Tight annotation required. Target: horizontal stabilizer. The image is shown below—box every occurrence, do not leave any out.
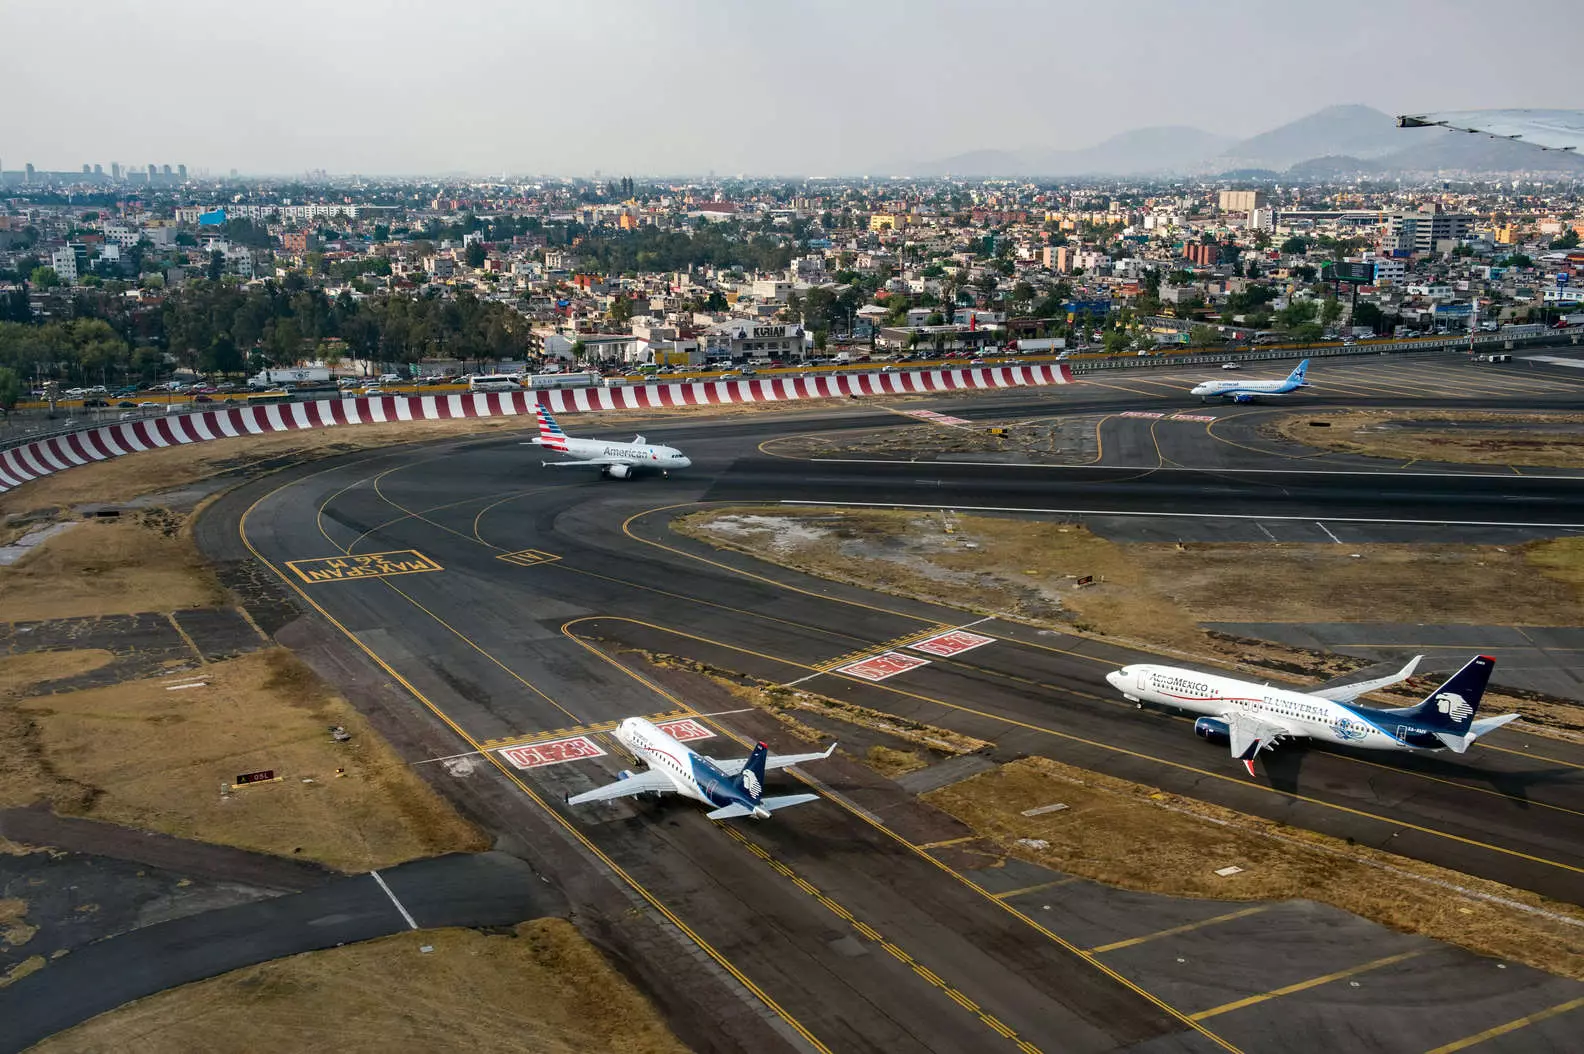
[705,793,819,821]
[1470,713,1521,739]
[1434,731,1471,754]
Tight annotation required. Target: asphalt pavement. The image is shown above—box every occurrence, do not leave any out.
[175,351,1584,1053]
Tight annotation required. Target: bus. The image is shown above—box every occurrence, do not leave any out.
[247,390,294,405]
[468,374,523,392]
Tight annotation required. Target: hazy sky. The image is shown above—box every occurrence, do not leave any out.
[4,0,1578,176]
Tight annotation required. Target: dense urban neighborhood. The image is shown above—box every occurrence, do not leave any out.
[1,164,1582,409]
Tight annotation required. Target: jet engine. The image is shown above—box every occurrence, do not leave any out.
[604,464,634,479]
[1193,717,1231,744]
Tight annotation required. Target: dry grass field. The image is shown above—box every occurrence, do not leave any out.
[1270,410,1584,468]
[926,756,1584,982]
[31,919,687,1054]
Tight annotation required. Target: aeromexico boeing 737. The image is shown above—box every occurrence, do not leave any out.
[1105,654,1518,775]
[566,717,836,819]
[529,405,691,478]
[1190,359,1309,402]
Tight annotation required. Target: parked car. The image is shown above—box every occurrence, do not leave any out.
[82,398,110,408]
[1221,362,1241,370]
[363,386,385,395]
[193,395,214,403]
[116,400,137,408]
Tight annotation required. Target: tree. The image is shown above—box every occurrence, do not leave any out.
[1550,229,1580,250]
[208,251,225,282]
[1280,236,1308,255]
[1498,253,1533,270]
[29,266,60,289]
[0,366,19,412]
[1187,324,1221,347]
[1351,301,1388,334]
[1320,296,1343,327]
[464,241,487,268]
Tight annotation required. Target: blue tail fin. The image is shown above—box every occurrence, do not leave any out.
[1288,359,1310,385]
[1383,655,1494,735]
[736,742,769,803]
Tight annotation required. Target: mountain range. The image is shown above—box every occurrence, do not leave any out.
[893,104,1584,178]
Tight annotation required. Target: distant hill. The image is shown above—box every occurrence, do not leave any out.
[893,103,1582,179]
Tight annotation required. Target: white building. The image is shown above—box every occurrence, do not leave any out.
[49,246,78,283]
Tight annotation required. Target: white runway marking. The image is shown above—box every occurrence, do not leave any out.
[371,869,418,930]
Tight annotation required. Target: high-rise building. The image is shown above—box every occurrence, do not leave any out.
[1385,203,1472,255]
[147,163,157,181]
[1218,189,1267,212]
[177,164,187,181]
[82,164,91,175]
[93,163,103,176]
[25,163,35,183]
[111,162,121,180]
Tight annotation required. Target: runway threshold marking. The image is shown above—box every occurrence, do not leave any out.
[287,549,443,583]
[1187,950,1423,1021]
[561,620,1244,1054]
[1087,906,1270,954]
[243,471,834,1054]
[370,869,419,930]
[1423,995,1584,1054]
[717,819,1045,1052]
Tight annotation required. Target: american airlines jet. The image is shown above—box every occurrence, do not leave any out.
[530,405,691,478]
[1105,654,1518,775]
[1190,359,1309,403]
[566,717,836,820]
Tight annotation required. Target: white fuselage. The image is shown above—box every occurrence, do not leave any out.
[533,435,692,469]
[1188,378,1300,399]
[613,717,723,806]
[1108,664,1412,753]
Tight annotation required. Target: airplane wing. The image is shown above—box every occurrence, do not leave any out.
[712,743,837,777]
[1398,109,1584,154]
[1223,711,1291,776]
[566,769,673,805]
[1322,656,1422,703]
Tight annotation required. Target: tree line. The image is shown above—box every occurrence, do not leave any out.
[0,279,531,404]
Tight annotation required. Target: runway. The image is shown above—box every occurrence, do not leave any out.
[198,351,1584,1053]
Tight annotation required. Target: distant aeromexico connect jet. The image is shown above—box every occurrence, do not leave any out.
[529,405,691,478]
[1190,359,1309,403]
[1105,654,1519,775]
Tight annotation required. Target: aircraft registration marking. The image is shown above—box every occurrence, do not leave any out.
[655,717,715,741]
[839,651,931,681]
[910,630,995,657]
[497,548,562,567]
[287,550,441,584]
[498,735,606,769]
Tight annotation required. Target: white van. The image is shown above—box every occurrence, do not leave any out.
[469,374,522,392]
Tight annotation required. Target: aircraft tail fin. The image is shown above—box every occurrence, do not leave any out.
[535,403,568,451]
[735,741,769,803]
[1289,359,1310,386]
[1382,654,1495,736]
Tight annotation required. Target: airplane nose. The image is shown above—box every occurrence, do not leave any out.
[1105,670,1124,690]
[676,457,692,468]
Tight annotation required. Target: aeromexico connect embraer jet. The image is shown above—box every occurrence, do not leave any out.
[529,405,691,478]
[566,717,836,819]
[1189,359,1309,403]
[1105,654,1519,776]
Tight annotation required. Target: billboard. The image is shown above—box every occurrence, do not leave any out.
[1324,262,1374,283]
[1433,302,1473,318]
[198,209,226,225]
[1064,298,1112,319]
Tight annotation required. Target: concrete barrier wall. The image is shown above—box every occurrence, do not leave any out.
[0,363,1073,496]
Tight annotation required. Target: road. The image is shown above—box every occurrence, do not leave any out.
[193,352,1584,1053]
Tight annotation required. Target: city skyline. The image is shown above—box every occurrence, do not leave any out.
[3,0,1580,177]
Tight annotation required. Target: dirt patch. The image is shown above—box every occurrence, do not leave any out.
[0,896,35,947]
[1270,410,1584,468]
[865,745,930,778]
[2,649,487,871]
[0,651,116,694]
[770,415,1098,464]
[0,512,225,622]
[925,756,1584,981]
[31,918,687,1054]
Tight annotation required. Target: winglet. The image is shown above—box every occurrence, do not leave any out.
[1243,757,1257,777]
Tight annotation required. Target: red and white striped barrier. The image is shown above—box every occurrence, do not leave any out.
[0,364,1071,496]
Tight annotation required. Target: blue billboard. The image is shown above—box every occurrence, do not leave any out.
[198,209,226,225]
[1064,298,1113,319]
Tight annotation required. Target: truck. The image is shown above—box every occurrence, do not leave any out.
[525,372,599,390]
[1009,337,1067,353]
[249,367,333,390]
